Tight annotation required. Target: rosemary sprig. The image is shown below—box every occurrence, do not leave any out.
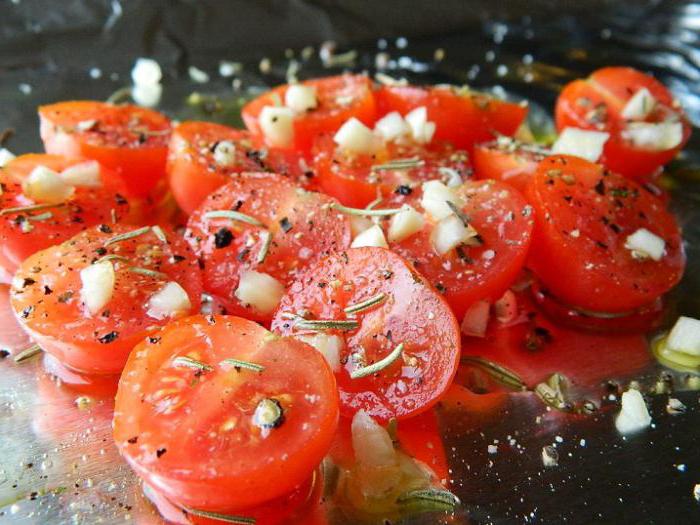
[203,210,264,227]
[371,158,425,171]
[396,488,460,513]
[96,254,129,264]
[151,225,167,243]
[106,86,132,105]
[0,203,66,216]
[351,343,404,379]
[27,212,53,221]
[128,267,167,279]
[255,230,272,264]
[365,197,383,210]
[295,318,360,332]
[172,356,213,372]
[344,292,387,315]
[460,356,526,391]
[330,202,402,217]
[184,507,256,524]
[103,226,151,247]
[220,358,265,373]
[446,200,470,227]
[14,344,42,363]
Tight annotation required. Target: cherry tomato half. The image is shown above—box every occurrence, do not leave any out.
[10,224,202,374]
[39,101,171,198]
[472,139,548,192]
[113,315,338,512]
[525,155,685,313]
[271,247,461,421]
[555,67,691,180]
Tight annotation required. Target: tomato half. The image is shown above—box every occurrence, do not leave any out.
[242,75,376,153]
[39,101,171,198]
[525,155,685,313]
[377,179,533,320]
[271,247,461,421]
[472,139,547,192]
[0,154,131,274]
[185,173,351,323]
[375,85,527,151]
[313,135,471,208]
[10,224,202,374]
[166,121,262,214]
[113,315,338,513]
[555,67,691,179]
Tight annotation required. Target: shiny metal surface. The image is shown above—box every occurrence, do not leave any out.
[1,1,699,523]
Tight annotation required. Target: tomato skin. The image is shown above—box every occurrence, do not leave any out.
[313,134,471,208]
[166,122,262,214]
[555,67,691,180]
[0,154,131,274]
[472,140,546,192]
[10,225,202,374]
[525,155,685,313]
[375,85,527,151]
[185,173,351,323]
[113,315,338,512]
[271,247,461,421]
[242,75,376,153]
[39,101,171,198]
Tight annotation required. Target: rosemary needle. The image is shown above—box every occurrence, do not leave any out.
[351,343,404,379]
[172,356,213,372]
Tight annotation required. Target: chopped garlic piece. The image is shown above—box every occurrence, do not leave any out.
[147,282,192,320]
[420,180,465,221]
[0,148,16,168]
[622,121,683,151]
[667,316,700,357]
[624,228,665,261]
[461,300,490,338]
[80,261,115,315]
[23,165,75,204]
[615,388,651,434]
[297,333,343,371]
[60,161,102,188]
[431,214,474,255]
[551,127,609,162]
[351,224,388,248]
[188,66,210,84]
[621,87,657,120]
[131,58,162,86]
[351,410,396,467]
[235,270,285,314]
[132,83,163,108]
[374,111,410,142]
[388,205,425,243]
[284,84,317,112]
[404,106,436,144]
[212,140,236,167]
[259,106,295,148]
[333,117,378,154]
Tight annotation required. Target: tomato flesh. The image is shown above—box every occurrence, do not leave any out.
[39,101,171,198]
[10,224,202,374]
[271,247,461,421]
[472,139,547,192]
[113,315,338,512]
[0,154,131,274]
[525,155,685,312]
[185,173,351,322]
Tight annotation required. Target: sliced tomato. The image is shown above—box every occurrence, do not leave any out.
[375,85,527,151]
[472,139,548,192]
[242,75,376,153]
[166,122,261,214]
[39,101,171,198]
[313,135,471,208]
[113,315,338,513]
[555,67,691,180]
[525,155,685,313]
[376,180,533,321]
[271,247,461,421]
[10,224,202,374]
[185,173,351,323]
[0,154,131,274]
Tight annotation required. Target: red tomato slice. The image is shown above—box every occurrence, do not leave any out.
[525,155,685,313]
[271,247,461,421]
[313,135,471,208]
[39,101,171,198]
[0,154,131,274]
[555,67,691,180]
[472,139,548,192]
[185,173,351,323]
[10,224,202,374]
[242,75,376,153]
[375,85,527,151]
[377,180,533,321]
[113,315,338,512]
[166,122,261,214]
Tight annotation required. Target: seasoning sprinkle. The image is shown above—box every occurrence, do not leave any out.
[0,202,66,216]
[461,356,526,391]
[220,358,265,373]
[330,202,402,217]
[351,342,404,379]
[151,225,167,243]
[103,226,151,247]
[371,158,425,171]
[128,267,167,279]
[344,292,387,314]
[13,344,42,364]
[184,507,256,524]
[396,488,460,512]
[203,210,264,227]
[172,356,213,372]
[255,230,272,264]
